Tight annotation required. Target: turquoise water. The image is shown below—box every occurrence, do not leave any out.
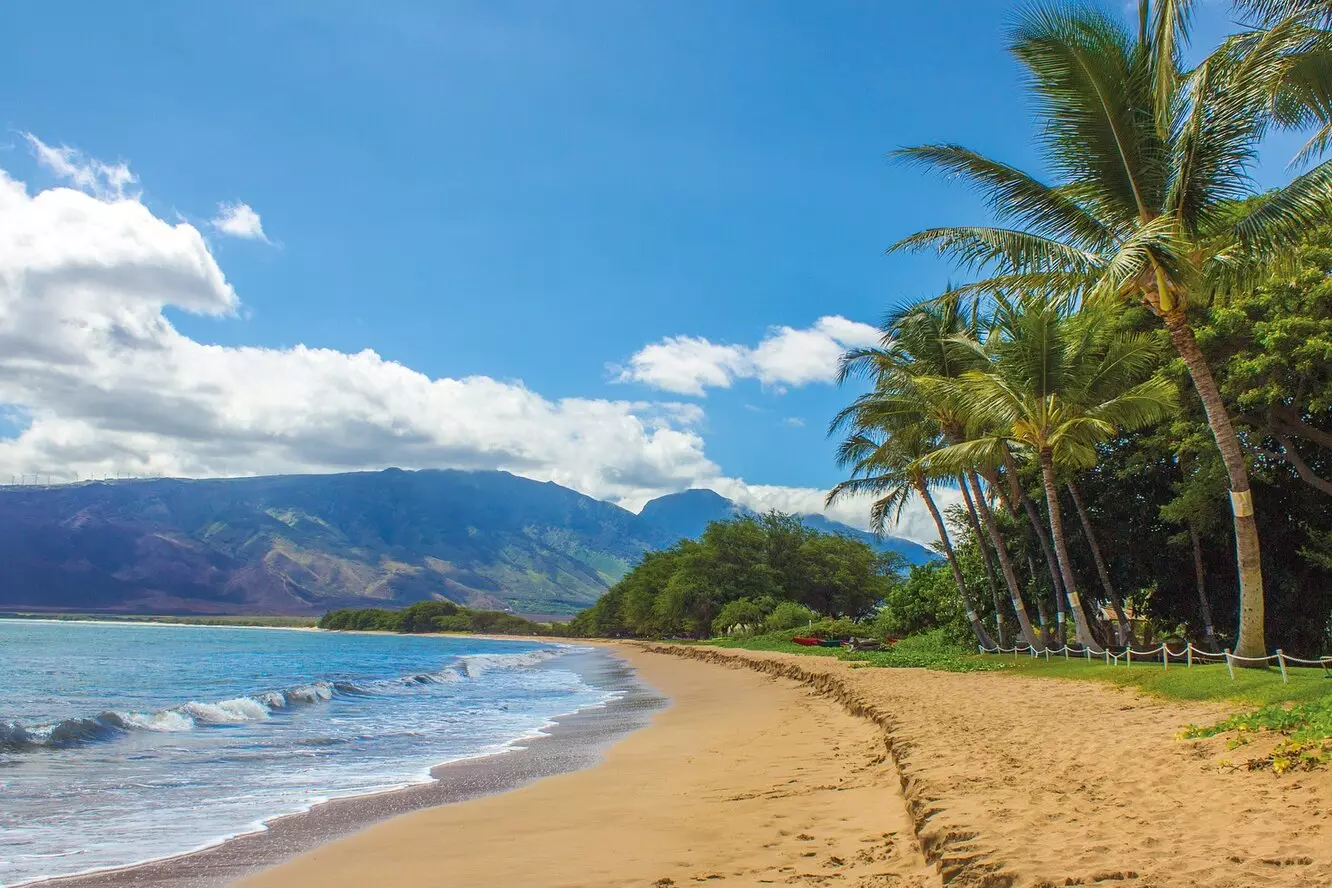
[0,620,613,886]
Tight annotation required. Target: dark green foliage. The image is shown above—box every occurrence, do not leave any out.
[397,600,460,633]
[874,562,973,643]
[318,602,558,636]
[570,513,903,638]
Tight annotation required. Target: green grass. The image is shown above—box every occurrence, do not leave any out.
[991,655,1332,707]
[703,628,1004,672]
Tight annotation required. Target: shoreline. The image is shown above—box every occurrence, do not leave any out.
[30,646,663,888]
[237,645,938,888]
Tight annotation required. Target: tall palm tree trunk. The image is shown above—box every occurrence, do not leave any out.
[958,473,1008,646]
[1037,453,1103,651]
[1191,526,1220,653]
[1067,480,1134,645]
[1028,557,1055,646]
[965,470,1041,648]
[916,479,995,649]
[1000,448,1068,642]
[1162,312,1266,660]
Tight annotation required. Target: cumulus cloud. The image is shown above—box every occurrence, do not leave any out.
[615,315,881,396]
[0,139,941,544]
[0,151,713,506]
[210,201,269,241]
[24,133,137,199]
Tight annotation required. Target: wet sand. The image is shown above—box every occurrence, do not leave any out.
[43,648,664,888]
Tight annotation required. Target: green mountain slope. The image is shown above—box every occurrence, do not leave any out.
[0,470,933,616]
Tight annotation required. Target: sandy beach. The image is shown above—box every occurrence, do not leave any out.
[230,644,1331,888]
[237,645,938,888]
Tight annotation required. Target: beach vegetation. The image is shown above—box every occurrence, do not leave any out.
[317,601,562,636]
[818,0,1332,664]
[568,513,903,639]
[882,0,1332,660]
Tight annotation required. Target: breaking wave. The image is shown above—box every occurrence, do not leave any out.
[1,647,565,753]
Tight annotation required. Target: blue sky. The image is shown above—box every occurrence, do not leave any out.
[0,0,1309,539]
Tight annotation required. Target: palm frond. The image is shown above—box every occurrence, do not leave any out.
[1233,157,1332,254]
[889,225,1099,273]
[1010,3,1167,225]
[893,144,1117,248]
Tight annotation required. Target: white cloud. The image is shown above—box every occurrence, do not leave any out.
[211,201,269,242]
[705,478,959,547]
[0,151,713,507]
[616,315,881,396]
[24,133,137,200]
[781,416,805,428]
[0,139,942,545]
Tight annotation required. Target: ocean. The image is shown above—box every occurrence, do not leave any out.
[0,619,619,886]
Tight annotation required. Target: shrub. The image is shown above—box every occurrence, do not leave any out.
[764,601,819,632]
[399,600,462,633]
[433,614,472,632]
[872,563,972,644]
[712,597,775,636]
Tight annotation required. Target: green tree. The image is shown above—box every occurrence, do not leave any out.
[926,296,1177,650]
[837,293,1041,648]
[890,1,1332,656]
[827,419,998,648]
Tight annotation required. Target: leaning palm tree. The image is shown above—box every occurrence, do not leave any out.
[839,294,1043,648]
[889,0,1332,657]
[827,422,996,649]
[923,295,1178,652]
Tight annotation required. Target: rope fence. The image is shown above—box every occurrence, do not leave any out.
[977,640,1332,683]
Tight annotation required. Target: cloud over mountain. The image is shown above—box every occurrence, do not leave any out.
[0,137,941,545]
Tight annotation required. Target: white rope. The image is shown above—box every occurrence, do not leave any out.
[975,640,1331,680]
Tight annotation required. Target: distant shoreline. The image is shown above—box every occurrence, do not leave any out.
[0,611,317,628]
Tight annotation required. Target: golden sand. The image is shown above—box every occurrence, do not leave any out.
[239,644,1332,888]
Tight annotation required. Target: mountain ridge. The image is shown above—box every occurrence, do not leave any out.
[0,469,933,616]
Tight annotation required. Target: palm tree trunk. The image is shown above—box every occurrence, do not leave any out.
[1038,452,1102,652]
[916,478,995,650]
[1029,557,1054,646]
[958,473,1007,646]
[1191,526,1220,653]
[965,470,1041,648]
[1000,448,1069,640]
[1067,480,1134,645]
[1163,311,1266,660]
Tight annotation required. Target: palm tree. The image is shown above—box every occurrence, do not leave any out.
[839,295,1043,649]
[923,295,1177,652]
[888,0,1332,657]
[827,422,996,649]
[1066,478,1135,645]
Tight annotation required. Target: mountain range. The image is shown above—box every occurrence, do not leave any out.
[0,469,934,616]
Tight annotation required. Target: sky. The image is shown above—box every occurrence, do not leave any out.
[0,0,1307,544]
